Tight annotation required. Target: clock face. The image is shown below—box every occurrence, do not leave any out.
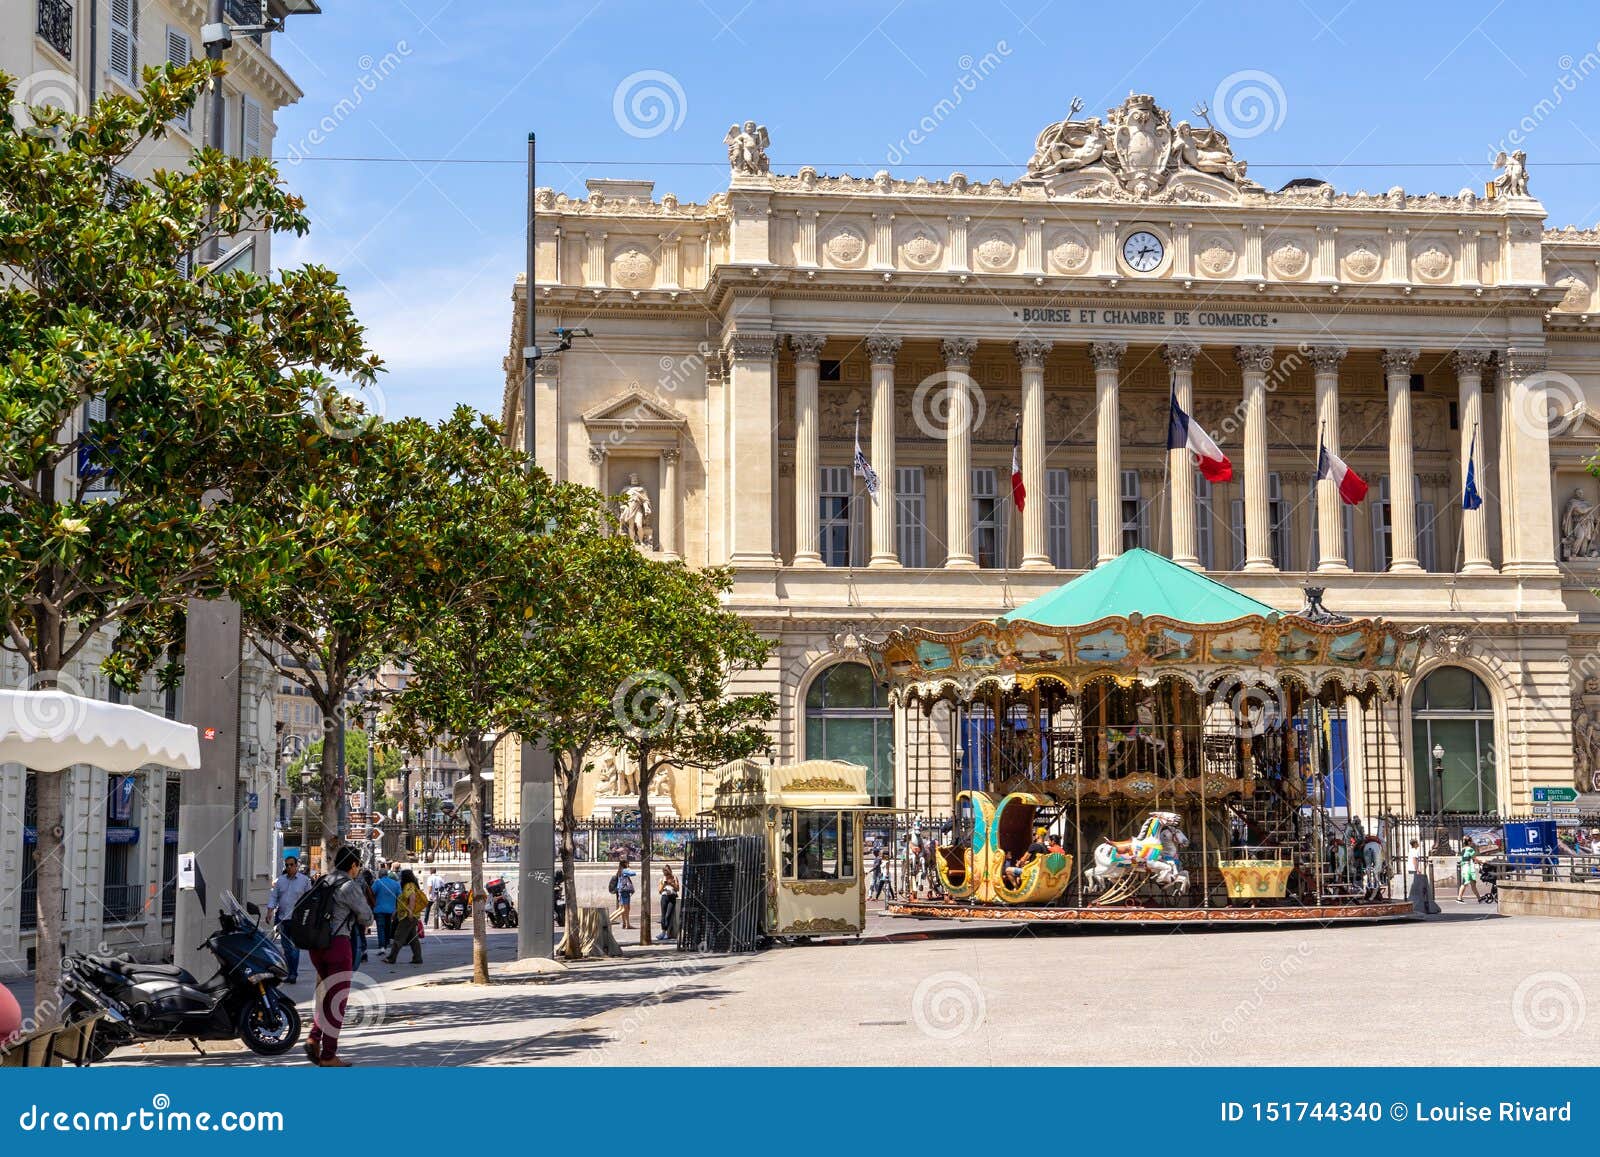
[1122,230,1165,273]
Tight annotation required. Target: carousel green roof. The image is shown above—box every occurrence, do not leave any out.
[999,548,1278,628]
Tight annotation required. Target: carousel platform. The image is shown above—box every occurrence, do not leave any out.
[885,898,1416,925]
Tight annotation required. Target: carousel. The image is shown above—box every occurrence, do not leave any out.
[864,550,1424,925]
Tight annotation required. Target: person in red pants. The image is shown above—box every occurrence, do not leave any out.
[0,980,22,1047]
[306,846,373,1067]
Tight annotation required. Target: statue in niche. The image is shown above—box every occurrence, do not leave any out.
[619,473,653,548]
[1561,489,1600,560]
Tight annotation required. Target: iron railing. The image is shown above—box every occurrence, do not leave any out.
[102,883,144,924]
[382,817,722,865]
[36,0,74,60]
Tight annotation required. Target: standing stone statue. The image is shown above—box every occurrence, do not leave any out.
[619,473,653,548]
[1491,149,1530,198]
[1561,489,1599,560]
[723,121,770,175]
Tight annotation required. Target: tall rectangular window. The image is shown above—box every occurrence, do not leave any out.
[819,466,854,567]
[167,28,194,131]
[1417,497,1437,572]
[896,466,925,567]
[241,94,264,160]
[1229,497,1246,570]
[1195,478,1214,569]
[1268,472,1291,571]
[1373,475,1392,571]
[109,0,138,83]
[20,773,38,930]
[1120,468,1145,552]
[971,468,1003,568]
[1046,468,1071,568]
[104,774,142,922]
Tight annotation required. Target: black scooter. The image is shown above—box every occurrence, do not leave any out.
[485,877,518,928]
[439,882,471,930]
[61,892,300,1061]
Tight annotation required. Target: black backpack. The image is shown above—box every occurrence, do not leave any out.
[285,876,342,951]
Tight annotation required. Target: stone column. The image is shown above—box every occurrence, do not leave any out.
[866,334,902,568]
[1163,342,1201,569]
[658,448,680,560]
[1091,341,1126,565]
[1453,348,1494,574]
[1382,347,1422,572]
[1309,345,1349,572]
[1237,344,1276,572]
[789,333,827,567]
[724,331,780,567]
[942,337,980,570]
[1500,347,1560,576]
[1016,338,1053,569]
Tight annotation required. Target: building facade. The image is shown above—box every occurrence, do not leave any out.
[507,94,1600,821]
[0,0,302,977]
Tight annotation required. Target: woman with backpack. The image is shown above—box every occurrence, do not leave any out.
[610,857,636,929]
[304,846,374,1067]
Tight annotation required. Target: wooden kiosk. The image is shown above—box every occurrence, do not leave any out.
[712,759,876,937]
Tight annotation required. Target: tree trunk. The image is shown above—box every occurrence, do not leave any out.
[31,768,65,1028]
[636,750,653,946]
[318,708,344,868]
[468,760,488,984]
[556,756,582,961]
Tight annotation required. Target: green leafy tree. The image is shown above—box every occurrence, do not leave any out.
[0,64,376,1021]
[610,565,773,944]
[286,726,403,806]
[238,409,514,866]
[383,459,608,982]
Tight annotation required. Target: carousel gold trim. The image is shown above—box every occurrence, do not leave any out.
[785,776,858,792]
[781,917,856,934]
[786,879,854,895]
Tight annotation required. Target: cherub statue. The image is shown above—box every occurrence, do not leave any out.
[724,121,770,175]
[1492,149,1529,197]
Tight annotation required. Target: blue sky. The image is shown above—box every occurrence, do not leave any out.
[269,1,1600,422]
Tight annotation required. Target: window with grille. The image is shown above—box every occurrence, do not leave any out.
[167,28,194,131]
[971,468,1003,568]
[1195,478,1214,569]
[109,0,137,82]
[1046,468,1071,568]
[896,466,925,567]
[37,0,74,60]
[20,773,38,930]
[161,777,181,919]
[79,394,119,500]
[819,466,855,567]
[104,774,143,922]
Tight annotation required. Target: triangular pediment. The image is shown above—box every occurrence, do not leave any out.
[581,387,688,427]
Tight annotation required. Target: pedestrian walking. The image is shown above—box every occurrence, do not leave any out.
[353,867,376,966]
[1456,840,1483,902]
[425,866,446,928]
[266,855,313,984]
[306,846,373,1068]
[610,857,636,929]
[656,863,680,942]
[372,866,401,950]
[383,869,428,965]
[869,847,895,901]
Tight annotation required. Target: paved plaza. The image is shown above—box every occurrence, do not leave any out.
[71,906,1597,1067]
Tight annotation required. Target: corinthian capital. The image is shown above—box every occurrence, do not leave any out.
[1306,345,1347,374]
[1013,337,1053,370]
[787,333,828,362]
[1380,347,1420,375]
[1161,342,1200,371]
[1235,344,1275,374]
[1450,348,1493,377]
[1088,340,1126,370]
[724,332,778,363]
[940,336,980,367]
[1503,346,1548,380]
[864,333,902,366]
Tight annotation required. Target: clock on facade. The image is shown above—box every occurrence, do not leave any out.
[1122,230,1165,273]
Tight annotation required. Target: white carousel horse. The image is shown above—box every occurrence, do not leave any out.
[1084,810,1191,897]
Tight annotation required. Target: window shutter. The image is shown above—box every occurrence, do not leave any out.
[1417,501,1437,572]
[109,0,138,83]
[971,468,999,568]
[1046,468,1070,568]
[1088,497,1098,564]
[241,95,264,159]
[1342,506,1356,567]
[1373,475,1391,571]
[1229,497,1246,570]
[896,466,925,567]
[1120,468,1144,550]
[1194,478,1213,569]
[167,28,193,130]
[849,475,867,567]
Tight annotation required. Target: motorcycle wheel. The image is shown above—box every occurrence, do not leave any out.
[86,1024,121,1065]
[238,993,301,1057]
[508,911,518,928]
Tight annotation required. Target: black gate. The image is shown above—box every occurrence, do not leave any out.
[678,836,765,953]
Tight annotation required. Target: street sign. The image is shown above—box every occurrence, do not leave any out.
[352,826,384,842]
[347,812,379,826]
[247,792,259,811]
[1533,786,1579,803]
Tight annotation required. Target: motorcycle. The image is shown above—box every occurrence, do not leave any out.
[553,867,566,927]
[439,882,471,930]
[485,877,518,929]
[61,892,300,1061]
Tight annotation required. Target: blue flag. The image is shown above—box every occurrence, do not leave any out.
[1462,428,1483,511]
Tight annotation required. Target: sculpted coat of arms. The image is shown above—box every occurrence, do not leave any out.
[1028,92,1256,200]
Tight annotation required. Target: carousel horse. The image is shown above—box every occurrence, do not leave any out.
[1353,817,1389,897]
[1084,810,1191,898]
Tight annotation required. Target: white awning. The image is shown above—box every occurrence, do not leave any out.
[0,690,201,773]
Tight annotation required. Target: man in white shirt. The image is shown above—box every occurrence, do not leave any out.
[425,867,447,928]
[266,856,314,983]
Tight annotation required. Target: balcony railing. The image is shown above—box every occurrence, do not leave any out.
[36,0,74,60]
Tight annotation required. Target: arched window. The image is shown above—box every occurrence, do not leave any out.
[804,662,892,805]
[1410,666,1497,814]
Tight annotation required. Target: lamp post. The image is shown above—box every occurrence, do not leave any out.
[1429,741,1453,861]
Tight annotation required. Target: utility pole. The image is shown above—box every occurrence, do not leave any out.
[517,131,556,960]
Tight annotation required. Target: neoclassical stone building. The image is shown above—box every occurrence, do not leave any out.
[505,94,1600,818]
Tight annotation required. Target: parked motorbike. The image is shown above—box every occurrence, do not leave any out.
[61,892,300,1061]
[485,877,519,928]
[439,882,471,930]
[553,867,566,927]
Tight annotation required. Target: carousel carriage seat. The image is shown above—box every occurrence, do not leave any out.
[991,792,1073,905]
[937,844,967,888]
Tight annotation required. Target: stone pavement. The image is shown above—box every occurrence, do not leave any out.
[24,902,1600,1067]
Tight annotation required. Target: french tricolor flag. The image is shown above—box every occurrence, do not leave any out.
[1316,441,1368,505]
[1010,421,1026,512]
[1167,394,1232,483]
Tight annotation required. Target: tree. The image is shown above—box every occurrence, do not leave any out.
[383,456,608,982]
[610,564,773,944]
[0,64,377,1022]
[285,727,403,807]
[238,409,513,868]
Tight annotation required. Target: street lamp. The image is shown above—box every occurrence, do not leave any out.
[1429,742,1453,858]
[1430,742,1444,815]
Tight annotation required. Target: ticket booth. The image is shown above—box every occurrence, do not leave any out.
[712,759,875,938]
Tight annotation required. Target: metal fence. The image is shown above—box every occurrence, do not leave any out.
[382,817,722,865]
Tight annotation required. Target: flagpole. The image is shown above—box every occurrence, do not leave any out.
[849,408,861,606]
[1305,420,1323,588]
[1448,421,1479,614]
[1160,370,1174,560]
